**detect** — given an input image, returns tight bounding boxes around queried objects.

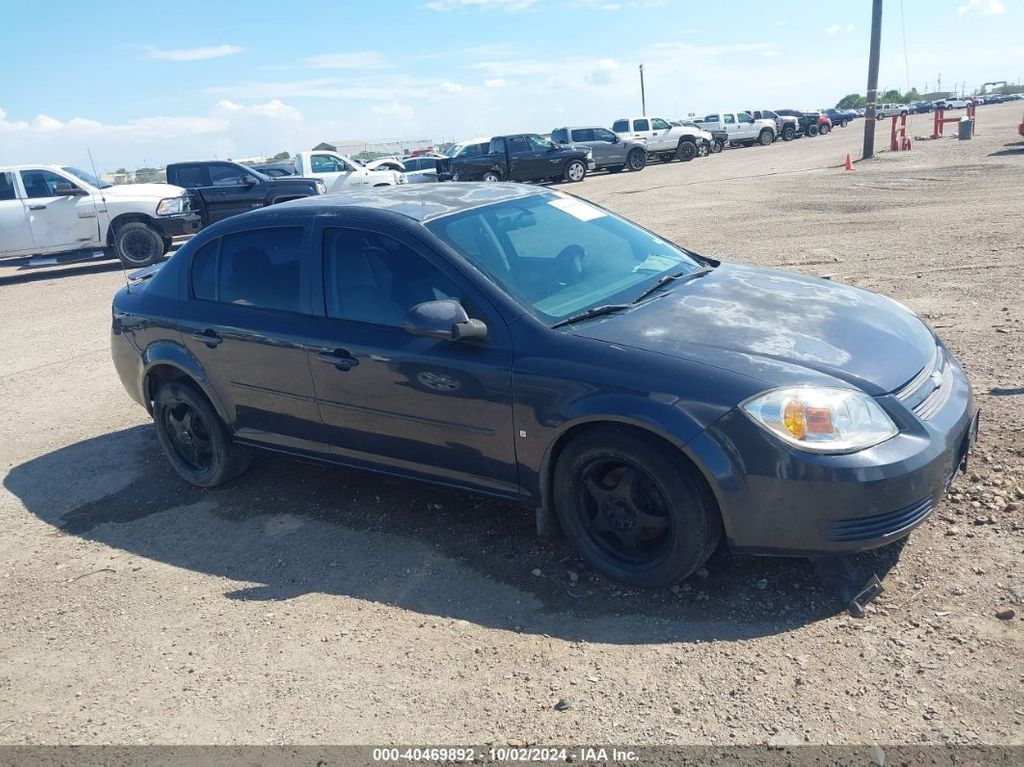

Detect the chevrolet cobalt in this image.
[111,184,977,587]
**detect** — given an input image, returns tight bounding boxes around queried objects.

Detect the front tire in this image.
[806,123,819,136]
[758,129,774,146]
[563,159,587,183]
[781,126,796,141]
[627,148,647,170]
[153,381,251,488]
[115,221,165,267]
[675,140,697,162]
[840,119,849,128]
[553,426,721,588]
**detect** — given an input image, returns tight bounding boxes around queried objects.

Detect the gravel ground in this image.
[1,103,1021,746]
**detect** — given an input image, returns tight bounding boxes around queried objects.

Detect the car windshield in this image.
[62,166,112,189]
[425,192,705,323]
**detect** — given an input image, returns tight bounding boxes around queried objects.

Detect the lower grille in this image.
[824,497,933,542]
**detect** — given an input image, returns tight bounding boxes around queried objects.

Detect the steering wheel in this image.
[553,245,586,289]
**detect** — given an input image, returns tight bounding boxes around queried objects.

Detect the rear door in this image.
[721,113,739,141]
[629,118,653,146]
[0,171,34,255]
[178,225,325,453]
[18,169,100,251]
[306,221,517,495]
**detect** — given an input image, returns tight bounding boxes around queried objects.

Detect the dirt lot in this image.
[1,103,1022,747]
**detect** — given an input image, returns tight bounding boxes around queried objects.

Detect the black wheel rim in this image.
[121,230,157,264]
[680,144,695,160]
[629,153,643,169]
[163,399,214,472]
[574,458,672,565]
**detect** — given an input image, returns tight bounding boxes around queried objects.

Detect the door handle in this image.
[28,204,47,211]
[189,329,223,348]
[316,349,359,370]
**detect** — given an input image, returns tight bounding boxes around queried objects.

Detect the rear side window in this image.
[551,128,568,143]
[704,114,718,122]
[190,241,219,301]
[633,119,649,131]
[172,165,211,187]
[723,114,736,124]
[190,227,304,313]
[612,120,628,132]
[0,172,15,201]
[508,137,531,154]
[570,128,593,142]
[489,137,507,154]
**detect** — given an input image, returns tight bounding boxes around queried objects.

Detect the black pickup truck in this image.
[165,161,324,227]
[438,134,594,184]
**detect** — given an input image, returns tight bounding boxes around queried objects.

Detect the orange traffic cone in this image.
[844,154,854,171]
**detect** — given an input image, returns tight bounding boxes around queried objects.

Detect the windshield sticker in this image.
[548,197,606,222]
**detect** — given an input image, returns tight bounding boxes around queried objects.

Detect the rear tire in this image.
[819,123,831,135]
[115,221,165,268]
[840,119,849,128]
[153,381,252,488]
[710,139,724,154]
[482,171,501,182]
[553,426,722,587]
[626,148,647,171]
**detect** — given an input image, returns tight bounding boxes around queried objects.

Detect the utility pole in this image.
[639,64,646,116]
[938,73,942,93]
[862,0,883,160]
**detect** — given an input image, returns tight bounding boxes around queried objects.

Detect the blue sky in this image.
[0,0,1019,170]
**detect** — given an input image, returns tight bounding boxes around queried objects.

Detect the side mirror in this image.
[403,299,488,342]
[53,183,85,196]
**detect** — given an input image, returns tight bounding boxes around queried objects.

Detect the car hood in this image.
[102,183,185,199]
[568,263,935,395]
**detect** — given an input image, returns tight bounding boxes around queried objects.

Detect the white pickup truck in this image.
[611,116,711,162]
[696,112,777,147]
[0,164,198,267]
[292,151,406,193]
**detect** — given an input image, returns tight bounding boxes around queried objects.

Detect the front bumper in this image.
[154,212,201,238]
[691,350,977,556]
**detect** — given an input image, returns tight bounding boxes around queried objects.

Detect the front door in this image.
[309,154,358,191]
[649,118,674,150]
[178,225,325,454]
[18,169,99,251]
[203,163,266,224]
[307,223,518,496]
[0,171,34,255]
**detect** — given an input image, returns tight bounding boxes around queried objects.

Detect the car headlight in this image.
[156,196,185,216]
[741,386,898,454]
[315,180,326,194]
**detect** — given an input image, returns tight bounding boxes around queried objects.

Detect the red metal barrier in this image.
[932,101,977,139]
[890,114,912,151]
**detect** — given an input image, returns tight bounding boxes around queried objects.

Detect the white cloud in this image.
[484,78,513,88]
[371,101,416,121]
[145,44,244,61]
[957,0,1006,14]
[302,51,390,69]
[825,23,855,36]
[426,0,536,11]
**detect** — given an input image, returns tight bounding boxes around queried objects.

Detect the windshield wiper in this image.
[631,267,713,304]
[551,303,631,329]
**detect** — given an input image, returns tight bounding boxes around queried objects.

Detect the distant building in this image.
[312,138,435,156]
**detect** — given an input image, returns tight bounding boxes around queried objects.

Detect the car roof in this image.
[274,182,547,223]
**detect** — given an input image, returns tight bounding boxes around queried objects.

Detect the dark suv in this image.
[111,184,977,589]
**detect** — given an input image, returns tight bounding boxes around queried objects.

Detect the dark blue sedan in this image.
[111,184,977,587]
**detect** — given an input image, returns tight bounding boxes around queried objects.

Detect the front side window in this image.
[594,128,617,142]
[738,113,753,123]
[190,228,304,312]
[20,169,76,199]
[426,193,702,323]
[0,172,16,201]
[633,119,650,132]
[651,118,671,130]
[323,228,463,327]
[210,164,252,186]
[311,155,348,173]
[526,134,552,151]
